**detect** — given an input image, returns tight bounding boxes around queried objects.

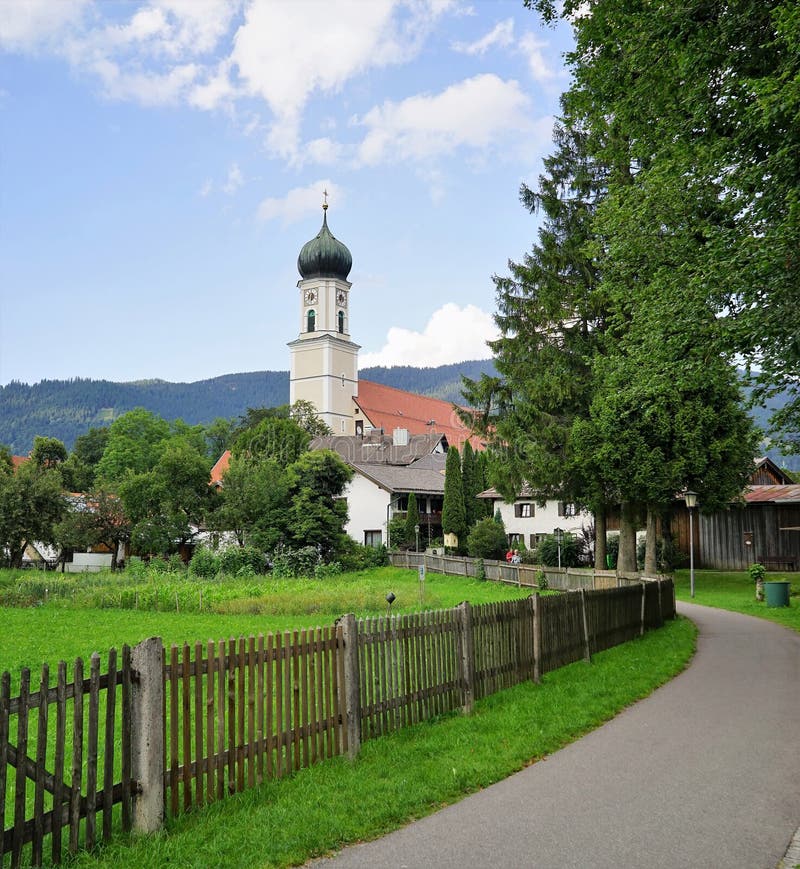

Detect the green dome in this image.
[297,209,352,280]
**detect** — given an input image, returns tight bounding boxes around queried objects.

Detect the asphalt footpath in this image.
[308,602,800,869]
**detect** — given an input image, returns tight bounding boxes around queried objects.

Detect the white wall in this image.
[491,499,592,547]
[344,473,390,545]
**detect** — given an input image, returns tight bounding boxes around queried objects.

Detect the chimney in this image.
[393,427,409,446]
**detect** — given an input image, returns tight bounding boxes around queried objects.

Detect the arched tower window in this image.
[338,310,345,333]
[307,309,316,333]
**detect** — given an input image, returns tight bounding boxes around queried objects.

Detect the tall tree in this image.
[441,446,466,548]
[404,492,421,550]
[0,461,65,568]
[233,417,311,467]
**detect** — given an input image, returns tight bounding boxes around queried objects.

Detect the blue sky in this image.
[0,1,573,386]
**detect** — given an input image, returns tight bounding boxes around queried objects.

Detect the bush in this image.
[314,561,342,579]
[339,542,389,572]
[605,534,619,569]
[189,547,220,579]
[466,517,508,560]
[387,515,412,549]
[219,545,265,577]
[535,533,580,567]
[475,557,486,581]
[271,544,320,578]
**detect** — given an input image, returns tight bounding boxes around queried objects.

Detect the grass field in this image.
[673,568,800,632]
[62,615,696,869]
[0,566,533,681]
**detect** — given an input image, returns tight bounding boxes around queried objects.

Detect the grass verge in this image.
[68,616,696,869]
[674,569,800,633]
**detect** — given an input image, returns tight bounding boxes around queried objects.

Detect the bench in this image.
[763,556,797,571]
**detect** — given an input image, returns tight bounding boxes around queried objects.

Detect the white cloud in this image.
[256,179,343,224]
[231,0,452,158]
[0,0,89,51]
[360,303,497,367]
[222,162,243,194]
[519,32,558,82]
[355,74,531,165]
[451,18,514,55]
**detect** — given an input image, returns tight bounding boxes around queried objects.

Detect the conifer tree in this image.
[404,492,421,550]
[441,446,466,548]
[460,441,481,530]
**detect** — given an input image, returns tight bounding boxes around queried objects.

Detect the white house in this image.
[478,486,592,550]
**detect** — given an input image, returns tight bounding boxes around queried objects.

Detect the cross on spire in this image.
[322,188,328,211]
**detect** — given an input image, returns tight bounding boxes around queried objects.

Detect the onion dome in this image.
[297,204,352,280]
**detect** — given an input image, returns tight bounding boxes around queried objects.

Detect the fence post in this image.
[340,613,361,760]
[533,593,541,684]
[640,583,646,636]
[130,637,164,834]
[457,602,475,714]
[579,589,592,663]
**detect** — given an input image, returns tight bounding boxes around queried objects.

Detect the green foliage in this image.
[387,515,411,549]
[461,441,482,528]
[536,533,580,568]
[30,436,67,469]
[232,416,311,466]
[0,462,66,567]
[314,561,343,579]
[271,545,320,579]
[188,547,219,578]
[748,563,767,583]
[442,446,466,545]
[466,517,509,561]
[218,545,266,576]
[605,535,619,570]
[405,493,421,548]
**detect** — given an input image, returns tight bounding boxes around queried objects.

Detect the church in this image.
[287,199,481,448]
[211,201,481,547]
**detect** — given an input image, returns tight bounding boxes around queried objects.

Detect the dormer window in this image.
[307,309,316,332]
[338,310,345,333]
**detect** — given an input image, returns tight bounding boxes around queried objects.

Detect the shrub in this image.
[475,557,486,581]
[339,542,389,572]
[314,561,342,579]
[189,547,219,579]
[605,534,619,569]
[271,544,320,578]
[466,517,508,560]
[748,562,766,583]
[535,533,580,567]
[219,545,266,577]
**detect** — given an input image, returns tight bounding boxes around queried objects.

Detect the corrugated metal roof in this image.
[744,485,800,504]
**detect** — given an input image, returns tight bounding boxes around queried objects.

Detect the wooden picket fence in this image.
[2,580,674,867]
[0,648,132,867]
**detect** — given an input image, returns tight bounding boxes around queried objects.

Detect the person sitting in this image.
[505,549,513,563]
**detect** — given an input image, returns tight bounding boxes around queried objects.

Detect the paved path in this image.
[309,603,800,869]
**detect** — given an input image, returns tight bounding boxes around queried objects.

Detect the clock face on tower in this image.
[304,290,316,305]
[337,290,347,306]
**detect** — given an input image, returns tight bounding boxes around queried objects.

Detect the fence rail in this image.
[389,551,670,592]
[2,579,674,866]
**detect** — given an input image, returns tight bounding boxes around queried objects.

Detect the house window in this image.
[558,502,577,517]
[514,502,534,518]
[508,533,522,546]
[364,530,382,548]
[338,310,345,333]
[307,309,316,332]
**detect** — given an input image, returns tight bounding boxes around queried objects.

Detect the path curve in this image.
[309,603,800,869]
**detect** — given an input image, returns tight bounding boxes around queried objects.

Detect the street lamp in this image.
[415,523,420,553]
[684,491,698,598]
[554,527,564,569]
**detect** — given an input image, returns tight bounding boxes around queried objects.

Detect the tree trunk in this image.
[644,508,658,576]
[594,508,607,570]
[618,502,638,574]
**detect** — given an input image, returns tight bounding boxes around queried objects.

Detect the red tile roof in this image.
[11,456,28,471]
[354,380,483,450]
[210,450,231,485]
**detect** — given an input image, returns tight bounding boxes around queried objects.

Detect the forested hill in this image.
[0,360,496,453]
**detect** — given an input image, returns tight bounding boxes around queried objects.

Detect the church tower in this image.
[288,200,359,434]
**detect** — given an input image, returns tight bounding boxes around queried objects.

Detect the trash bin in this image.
[764,581,791,607]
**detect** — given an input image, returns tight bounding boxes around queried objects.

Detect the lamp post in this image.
[685,491,698,598]
[415,524,420,554]
[554,527,564,569]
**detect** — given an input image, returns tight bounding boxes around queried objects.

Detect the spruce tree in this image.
[460,441,480,530]
[405,492,421,550]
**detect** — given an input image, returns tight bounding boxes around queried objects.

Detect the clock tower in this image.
[288,201,359,434]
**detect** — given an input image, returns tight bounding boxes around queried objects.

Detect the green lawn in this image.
[674,568,800,632]
[0,566,533,681]
[64,615,696,869]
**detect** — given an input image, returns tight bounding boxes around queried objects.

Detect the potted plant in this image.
[749,562,766,601]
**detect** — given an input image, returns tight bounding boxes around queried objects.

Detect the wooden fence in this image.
[2,580,674,866]
[0,648,132,867]
[389,551,670,591]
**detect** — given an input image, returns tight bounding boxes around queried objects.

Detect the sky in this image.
[0,0,574,386]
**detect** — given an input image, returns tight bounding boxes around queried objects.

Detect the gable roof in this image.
[744,484,800,504]
[351,458,447,496]
[310,431,445,466]
[750,457,794,485]
[210,451,231,486]
[354,379,483,450]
